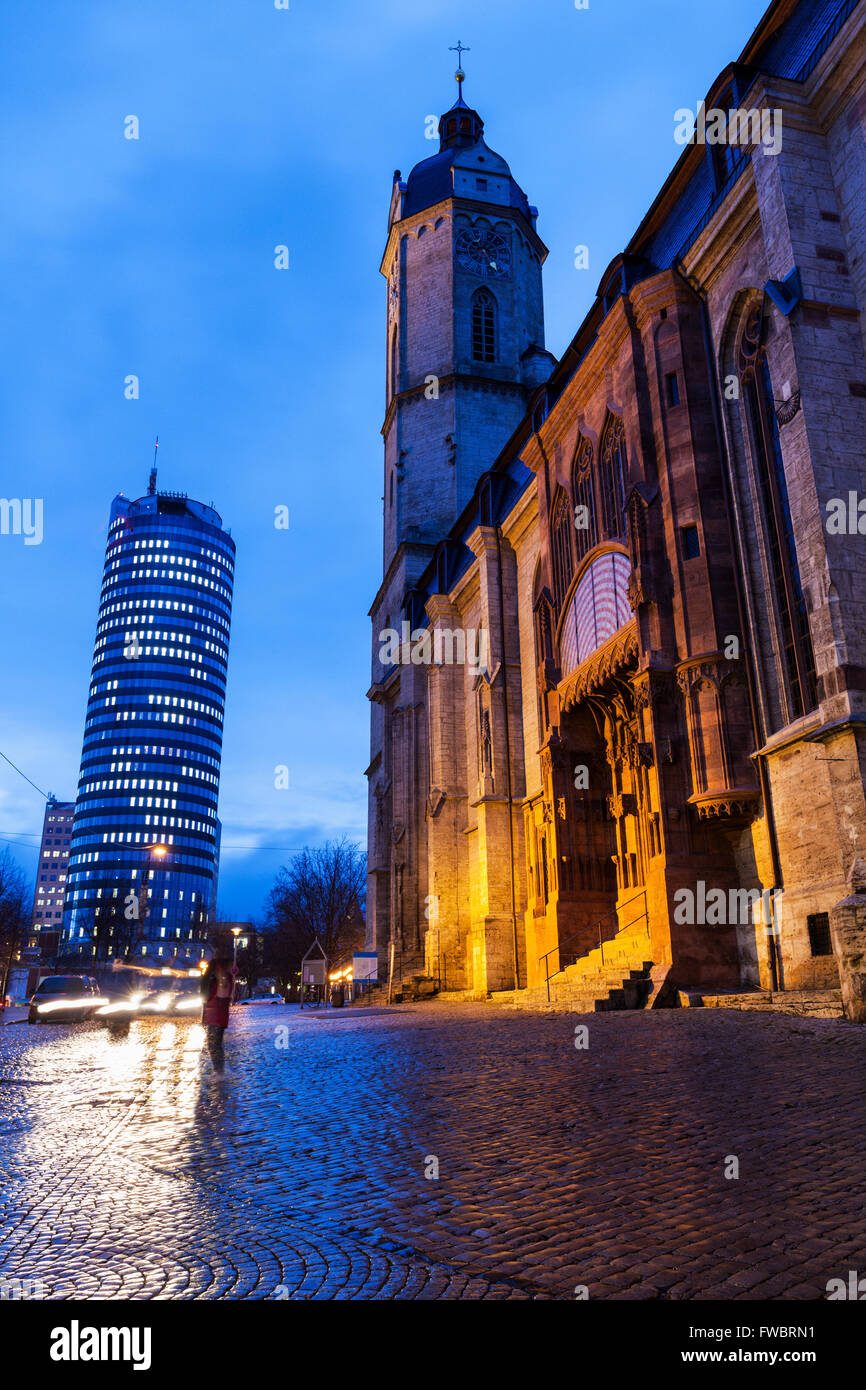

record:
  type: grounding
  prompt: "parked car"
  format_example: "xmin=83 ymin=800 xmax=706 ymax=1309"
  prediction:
xmin=28 ymin=975 xmax=101 ymax=1024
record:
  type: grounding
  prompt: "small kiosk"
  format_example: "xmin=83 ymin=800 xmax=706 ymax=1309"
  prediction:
xmin=300 ymin=940 xmax=328 ymax=1008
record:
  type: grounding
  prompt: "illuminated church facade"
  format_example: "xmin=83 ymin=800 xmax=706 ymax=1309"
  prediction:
xmin=366 ymin=0 xmax=866 ymax=1004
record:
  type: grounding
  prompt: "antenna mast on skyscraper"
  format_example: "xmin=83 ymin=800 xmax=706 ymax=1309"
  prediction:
xmin=148 ymin=436 xmax=159 ymax=496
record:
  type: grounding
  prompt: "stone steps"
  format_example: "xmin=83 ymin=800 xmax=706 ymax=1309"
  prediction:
xmin=561 ymin=927 xmax=652 ymax=975
xmin=357 ymin=924 xmax=658 ymax=1016
xmin=490 ymin=970 xmax=654 ymax=1014
xmin=490 ymin=993 xmax=608 ymax=1013
xmin=362 ymin=980 xmax=844 ymax=1020
xmin=559 ymin=965 xmax=652 ymax=989
xmin=480 ymin=920 xmax=658 ymax=1014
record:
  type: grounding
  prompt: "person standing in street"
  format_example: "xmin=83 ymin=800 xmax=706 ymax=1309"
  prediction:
xmin=200 ymin=955 xmax=236 ymax=1072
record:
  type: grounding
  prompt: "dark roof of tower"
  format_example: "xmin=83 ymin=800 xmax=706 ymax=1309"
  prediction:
xmin=438 ymin=90 xmax=484 ymax=148
xmin=402 ymin=92 xmax=533 ymax=223
xmin=110 ymin=489 xmax=230 ymax=537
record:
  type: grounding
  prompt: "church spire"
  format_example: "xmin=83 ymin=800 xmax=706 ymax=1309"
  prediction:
xmin=449 ymin=40 xmax=470 ymax=96
xmin=440 ymin=42 xmax=484 ymax=150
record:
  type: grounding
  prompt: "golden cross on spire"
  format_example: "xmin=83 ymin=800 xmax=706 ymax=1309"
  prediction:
xmin=449 ymin=40 xmax=470 ymax=86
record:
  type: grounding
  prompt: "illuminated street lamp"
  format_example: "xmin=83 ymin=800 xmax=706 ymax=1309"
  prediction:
xmin=134 ymin=843 xmax=168 ymax=962
xmin=231 ymin=925 xmax=241 ymax=968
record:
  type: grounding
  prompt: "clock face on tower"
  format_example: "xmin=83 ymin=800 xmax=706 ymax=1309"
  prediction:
xmin=455 ymin=228 xmax=512 ymax=280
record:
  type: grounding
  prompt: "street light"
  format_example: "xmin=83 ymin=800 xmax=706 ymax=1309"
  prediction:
xmin=231 ymin=926 xmax=241 ymax=968
xmin=135 ymin=844 xmax=168 ymax=962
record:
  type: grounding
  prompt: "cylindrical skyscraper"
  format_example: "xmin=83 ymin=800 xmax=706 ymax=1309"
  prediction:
xmin=61 ymin=478 xmax=235 ymax=969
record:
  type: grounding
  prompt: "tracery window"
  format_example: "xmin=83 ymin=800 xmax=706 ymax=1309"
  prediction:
xmin=599 ymin=415 xmax=627 ymax=539
xmin=572 ymin=434 xmax=598 ymax=563
xmin=471 ymin=288 xmax=497 ymax=363
xmin=533 ymin=565 xmax=555 ymax=735
xmin=738 ymin=306 xmax=816 ymax=719
xmin=550 ymin=488 xmax=575 ymax=612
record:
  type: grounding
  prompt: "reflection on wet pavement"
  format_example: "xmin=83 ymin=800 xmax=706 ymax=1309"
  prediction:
xmin=2 ymin=1002 xmax=866 ymax=1299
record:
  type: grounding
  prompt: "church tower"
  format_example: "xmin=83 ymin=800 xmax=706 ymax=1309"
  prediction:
xmin=366 ymin=58 xmax=550 ymax=981
xmin=381 ymin=63 xmax=549 ymax=565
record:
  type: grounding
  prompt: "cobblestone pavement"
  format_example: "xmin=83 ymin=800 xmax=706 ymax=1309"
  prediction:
xmin=1 ymin=1001 xmax=865 ymax=1300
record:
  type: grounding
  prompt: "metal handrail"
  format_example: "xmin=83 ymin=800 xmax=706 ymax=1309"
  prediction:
xmin=538 ymin=888 xmax=649 ymax=1002
xmin=537 ymin=886 xmax=647 ymax=971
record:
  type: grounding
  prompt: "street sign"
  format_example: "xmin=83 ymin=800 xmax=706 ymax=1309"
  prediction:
xmin=352 ymin=952 xmax=378 ymax=982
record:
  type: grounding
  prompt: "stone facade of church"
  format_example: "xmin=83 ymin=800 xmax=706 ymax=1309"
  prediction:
xmin=366 ymin=0 xmax=866 ymax=1004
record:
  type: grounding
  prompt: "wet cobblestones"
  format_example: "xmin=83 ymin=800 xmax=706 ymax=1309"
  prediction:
xmin=2 ymin=1002 xmax=866 ymax=1300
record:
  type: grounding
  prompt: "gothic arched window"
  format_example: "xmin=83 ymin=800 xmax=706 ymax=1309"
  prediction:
xmin=471 ymin=288 xmax=497 ymax=363
xmin=599 ymin=414 xmax=627 ymax=539
xmin=550 ymin=488 xmax=575 ymax=612
xmin=572 ymin=434 xmax=597 ymax=563
xmin=739 ymin=306 xmax=816 ymax=718
xmin=532 ymin=564 xmax=555 ymax=736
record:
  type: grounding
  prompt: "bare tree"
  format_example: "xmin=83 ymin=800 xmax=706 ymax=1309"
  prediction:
xmin=204 ymin=910 xmax=234 ymax=957
xmin=0 ymin=847 xmax=31 ymax=1000
xmin=264 ymin=838 xmax=366 ymax=987
xmin=236 ymin=931 xmax=264 ymax=996
xmin=261 ymin=922 xmax=302 ymax=999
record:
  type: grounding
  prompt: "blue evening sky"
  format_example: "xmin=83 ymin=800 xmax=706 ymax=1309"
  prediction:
xmin=0 ymin=0 xmax=768 ymax=921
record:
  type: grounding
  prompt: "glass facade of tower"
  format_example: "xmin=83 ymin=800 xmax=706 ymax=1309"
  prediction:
xmin=32 ymin=797 xmax=75 ymax=965
xmin=60 ymin=488 xmax=234 ymax=968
